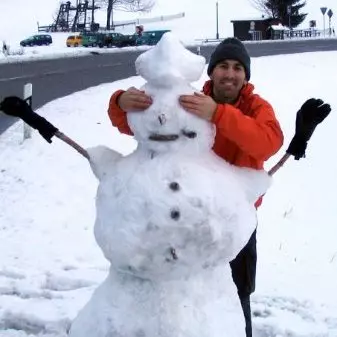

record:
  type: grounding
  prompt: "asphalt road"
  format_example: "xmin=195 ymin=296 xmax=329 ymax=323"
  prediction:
xmin=1 ymin=38 xmax=337 ymax=134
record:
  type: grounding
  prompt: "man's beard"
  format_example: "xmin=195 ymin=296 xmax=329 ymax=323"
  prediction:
xmin=213 ymin=88 xmax=238 ymax=104
xmin=212 ymin=80 xmax=243 ymax=104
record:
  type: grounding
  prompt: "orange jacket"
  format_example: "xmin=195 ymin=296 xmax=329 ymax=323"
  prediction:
xmin=204 ymin=80 xmax=283 ymax=169
xmin=107 ymin=81 xmax=284 ymax=206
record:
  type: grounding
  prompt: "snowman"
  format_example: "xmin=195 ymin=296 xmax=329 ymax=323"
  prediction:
xmin=68 ymin=33 xmax=271 ymax=337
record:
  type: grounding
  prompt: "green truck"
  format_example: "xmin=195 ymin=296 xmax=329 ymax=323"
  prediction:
xmin=80 ymin=32 xmax=137 ymax=48
xmin=80 ymin=30 xmax=170 ymax=48
xmin=80 ymin=32 xmax=104 ymax=47
xmin=102 ymin=32 xmax=137 ymax=48
xmin=135 ymin=30 xmax=171 ymax=46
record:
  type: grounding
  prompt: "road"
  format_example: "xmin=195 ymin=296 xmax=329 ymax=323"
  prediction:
xmin=1 ymin=38 xmax=337 ymax=134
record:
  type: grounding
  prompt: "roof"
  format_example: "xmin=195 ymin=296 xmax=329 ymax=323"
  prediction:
xmin=270 ymin=24 xmax=287 ymax=31
xmin=143 ymin=29 xmax=171 ymax=33
xmin=230 ymin=17 xmax=274 ymax=23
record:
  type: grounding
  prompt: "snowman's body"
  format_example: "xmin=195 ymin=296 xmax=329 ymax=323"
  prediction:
xmin=69 ymin=261 xmax=242 ymax=337
xmin=69 ymin=33 xmax=271 ymax=337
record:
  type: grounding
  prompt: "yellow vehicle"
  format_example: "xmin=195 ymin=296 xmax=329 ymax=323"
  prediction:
xmin=66 ymin=35 xmax=82 ymax=47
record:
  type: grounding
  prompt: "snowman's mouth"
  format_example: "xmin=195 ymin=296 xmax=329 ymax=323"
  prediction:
xmin=149 ymin=130 xmax=197 ymax=142
xmin=149 ymin=134 xmax=179 ymax=141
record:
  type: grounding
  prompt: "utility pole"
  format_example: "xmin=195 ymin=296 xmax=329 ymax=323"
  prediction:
xmin=92 ymin=0 xmax=95 ymax=27
xmin=216 ymin=1 xmax=219 ymax=40
xmin=287 ymin=5 xmax=292 ymax=37
xmin=327 ymin=9 xmax=333 ymax=37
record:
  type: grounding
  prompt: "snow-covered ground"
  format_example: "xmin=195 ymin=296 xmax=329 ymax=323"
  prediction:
xmin=0 ymin=31 xmax=157 ymax=64
xmin=0 ymin=50 xmax=337 ymax=336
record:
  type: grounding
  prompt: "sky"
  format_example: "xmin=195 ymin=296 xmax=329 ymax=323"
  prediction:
xmin=0 ymin=0 xmax=336 ymax=44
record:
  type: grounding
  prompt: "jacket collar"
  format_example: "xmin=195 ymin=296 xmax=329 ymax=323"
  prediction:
xmin=202 ymin=80 xmax=254 ymax=107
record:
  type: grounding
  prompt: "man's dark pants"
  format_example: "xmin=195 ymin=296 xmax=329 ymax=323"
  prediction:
xmin=229 ymin=230 xmax=257 ymax=337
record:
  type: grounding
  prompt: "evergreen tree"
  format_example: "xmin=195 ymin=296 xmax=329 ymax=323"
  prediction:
xmin=251 ymin=0 xmax=307 ymax=28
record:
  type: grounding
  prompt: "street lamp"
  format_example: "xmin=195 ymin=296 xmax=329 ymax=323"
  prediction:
xmin=216 ymin=1 xmax=219 ymax=40
xmin=287 ymin=5 xmax=292 ymax=37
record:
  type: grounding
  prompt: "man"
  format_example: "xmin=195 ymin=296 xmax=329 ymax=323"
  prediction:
xmin=107 ymin=37 xmax=284 ymax=337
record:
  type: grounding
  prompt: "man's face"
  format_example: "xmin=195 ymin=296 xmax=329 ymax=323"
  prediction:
xmin=210 ymin=59 xmax=247 ymax=104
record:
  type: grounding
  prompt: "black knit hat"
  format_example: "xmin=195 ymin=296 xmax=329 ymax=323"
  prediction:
xmin=207 ymin=37 xmax=251 ymax=81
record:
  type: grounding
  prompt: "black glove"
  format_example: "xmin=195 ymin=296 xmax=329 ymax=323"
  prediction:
xmin=0 ymin=96 xmax=58 ymax=143
xmin=286 ymin=98 xmax=331 ymax=160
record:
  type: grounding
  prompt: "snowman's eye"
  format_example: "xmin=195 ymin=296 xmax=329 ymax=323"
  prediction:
xmin=182 ymin=130 xmax=197 ymax=138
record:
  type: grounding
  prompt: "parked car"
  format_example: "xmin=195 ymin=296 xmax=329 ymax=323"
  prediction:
xmin=98 ymin=32 xmax=137 ymax=48
xmin=81 ymin=32 xmax=105 ymax=47
xmin=20 ymin=34 xmax=52 ymax=47
xmin=123 ymin=34 xmax=138 ymax=47
xmin=135 ymin=30 xmax=170 ymax=46
xmin=66 ymin=35 xmax=82 ymax=47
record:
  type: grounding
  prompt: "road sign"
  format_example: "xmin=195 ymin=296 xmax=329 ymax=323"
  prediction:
xmin=321 ymin=7 xmax=327 ymax=15
xmin=327 ymin=9 xmax=333 ymax=18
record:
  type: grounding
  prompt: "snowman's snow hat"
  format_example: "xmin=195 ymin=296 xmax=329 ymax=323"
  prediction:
xmin=135 ymin=32 xmax=206 ymax=86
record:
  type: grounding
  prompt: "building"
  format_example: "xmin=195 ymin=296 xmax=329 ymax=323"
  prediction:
xmin=268 ymin=23 xmax=287 ymax=40
xmin=231 ymin=17 xmax=282 ymax=41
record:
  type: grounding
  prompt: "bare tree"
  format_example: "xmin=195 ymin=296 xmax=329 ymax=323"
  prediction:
xmin=51 ymin=0 xmax=71 ymax=31
xmin=249 ymin=0 xmax=279 ymax=18
xmin=97 ymin=0 xmax=155 ymax=30
xmin=249 ymin=0 xmax=307 ymax=28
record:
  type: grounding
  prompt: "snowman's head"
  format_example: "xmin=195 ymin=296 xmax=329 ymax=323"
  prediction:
xmin=126 ymin=33 xmax=215 ymax=154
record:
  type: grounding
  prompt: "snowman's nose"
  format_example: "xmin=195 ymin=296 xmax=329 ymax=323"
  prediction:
xmin=170 ymin=247 xmax=178 ymax=260
xmin=158 ymin=114 xmax=166 ymax=125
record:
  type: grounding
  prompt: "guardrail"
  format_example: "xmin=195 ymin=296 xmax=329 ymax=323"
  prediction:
xmin=286 ymin=29 xmax=321 ymax=38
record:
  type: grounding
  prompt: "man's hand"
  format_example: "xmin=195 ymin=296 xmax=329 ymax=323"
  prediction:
xmin=179 ymin=92 xmax=217 ymax=121
xmin=118 ymin=87 xmax=152 ymax=111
